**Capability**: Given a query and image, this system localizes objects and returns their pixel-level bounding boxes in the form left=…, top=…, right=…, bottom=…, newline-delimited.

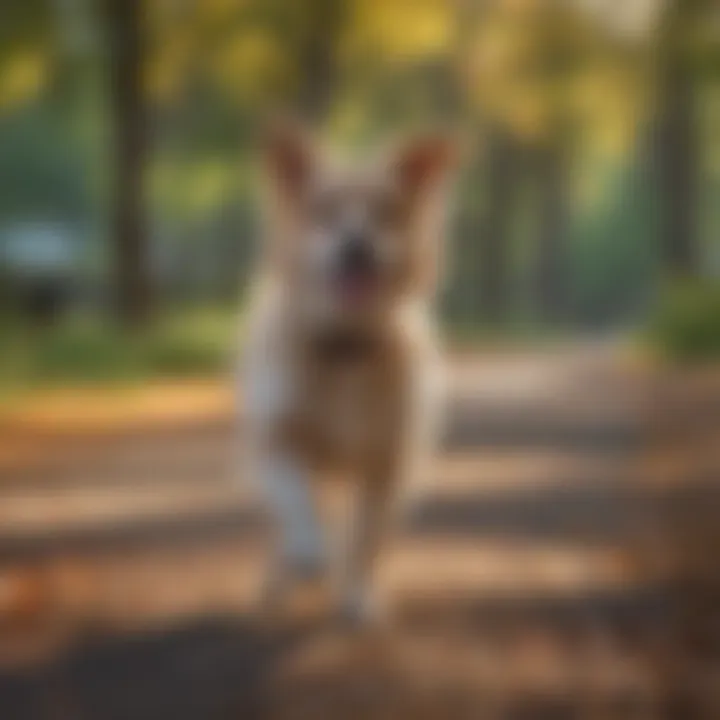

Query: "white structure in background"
left=1, top=223, right=80, bottom=282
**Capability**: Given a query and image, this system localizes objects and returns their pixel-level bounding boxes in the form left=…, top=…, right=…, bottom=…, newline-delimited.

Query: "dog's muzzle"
left=332, top=233, right=379, bottom=305
left=311, top=327, right=379, bottom=363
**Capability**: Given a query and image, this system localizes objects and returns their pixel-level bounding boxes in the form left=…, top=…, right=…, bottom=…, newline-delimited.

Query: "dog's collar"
left=310, top=327, right=380, bottom=364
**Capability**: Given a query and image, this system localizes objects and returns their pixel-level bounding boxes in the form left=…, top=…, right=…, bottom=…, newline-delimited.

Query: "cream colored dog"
left=243, top=122, right=454, bottom=622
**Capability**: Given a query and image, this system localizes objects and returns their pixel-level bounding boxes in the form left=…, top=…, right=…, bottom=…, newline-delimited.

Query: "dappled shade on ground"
left=0, top=351, right=718, bottom=718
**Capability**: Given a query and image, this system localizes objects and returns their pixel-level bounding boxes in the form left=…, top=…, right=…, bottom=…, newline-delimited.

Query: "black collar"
left=311, top=327, right=380, bottom=364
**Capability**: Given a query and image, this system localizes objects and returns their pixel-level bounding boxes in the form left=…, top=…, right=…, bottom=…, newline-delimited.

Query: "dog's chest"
left=293, top=360, right=397, bottom=460
left=309, top=367, right=375, bottom=448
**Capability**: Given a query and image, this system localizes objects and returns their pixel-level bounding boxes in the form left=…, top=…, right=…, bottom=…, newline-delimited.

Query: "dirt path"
left=0, top=349, right=679, bottom=718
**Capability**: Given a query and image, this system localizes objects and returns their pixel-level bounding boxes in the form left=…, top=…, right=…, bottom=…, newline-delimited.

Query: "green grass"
left=444, top=320, right=572, bottom=349
left=648, top=280, right=720, bottom=363
left=0, top=306, right=586, bottom=398
left=0, top=308, right=240, bottom=396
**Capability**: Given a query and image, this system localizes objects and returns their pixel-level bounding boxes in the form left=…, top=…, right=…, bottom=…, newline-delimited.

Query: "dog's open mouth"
left=334, top=267, right=378, bottom=305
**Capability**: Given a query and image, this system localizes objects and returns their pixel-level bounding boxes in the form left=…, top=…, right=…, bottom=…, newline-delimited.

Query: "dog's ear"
left=263, top=118, right=314, bottom=200
left=394, top=135, right=456, bottom=200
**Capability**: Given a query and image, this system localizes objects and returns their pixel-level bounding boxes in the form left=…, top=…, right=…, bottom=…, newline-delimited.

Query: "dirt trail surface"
left=0, top=348, right=702, bottom=718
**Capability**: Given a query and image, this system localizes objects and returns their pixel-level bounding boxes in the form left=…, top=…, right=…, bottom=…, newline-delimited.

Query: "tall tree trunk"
left=296, top=0, right=343, bottom=126
left=106, top=0, right=150, bottom=327
left=534, top=138, right=569, bottom=323
left=655, top=8, right=698, bottom=278
left=479, top=127, right=517, bottom=323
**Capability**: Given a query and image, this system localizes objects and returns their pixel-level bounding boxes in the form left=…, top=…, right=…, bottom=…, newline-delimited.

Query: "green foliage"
left=29, top=323, right=143, bottom=382
left=1, top=0, right=718, bottom=350
left=0, top=309, right=238, bottom=392
left=649, top=281, right=720, bottom=362
left=571, top=162, right=659, bottom=327
left=143, top=310, right=236, bottom=375
left=0, top=103, right=90, bottom=221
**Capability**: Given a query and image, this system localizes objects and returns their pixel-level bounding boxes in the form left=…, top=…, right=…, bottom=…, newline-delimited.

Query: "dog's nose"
left=339, top=234, right=375, bottom=274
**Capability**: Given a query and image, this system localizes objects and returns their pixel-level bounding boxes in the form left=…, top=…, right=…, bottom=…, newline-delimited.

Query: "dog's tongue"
left=336, top=271, right=376, bottom=305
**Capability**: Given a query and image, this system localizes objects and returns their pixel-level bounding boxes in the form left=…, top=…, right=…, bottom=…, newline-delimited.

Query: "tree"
left=653, top=0, right=708, bottom=279
left=105, top=0, right=150, bottom=327
left=460, top=0, right=650, bottom=324
left=478, top=125, right=519, bottom=322
left=533, top=135, right=569, bottom=321
left=294, top=0, right=345, bottom=124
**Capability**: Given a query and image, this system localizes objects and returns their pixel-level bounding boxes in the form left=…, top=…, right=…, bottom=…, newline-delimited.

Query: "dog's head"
left=262, top=122, right=455, bottom=325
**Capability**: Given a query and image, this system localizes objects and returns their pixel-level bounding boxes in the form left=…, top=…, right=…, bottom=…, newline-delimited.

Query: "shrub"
left=0, top=308, right=238, bottom=391
left=649, top=281, right=720, bottom=362
left=144, top=310, right=235, bottom=376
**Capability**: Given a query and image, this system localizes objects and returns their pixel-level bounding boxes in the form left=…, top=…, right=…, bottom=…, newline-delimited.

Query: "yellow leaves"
left=151, top=159, right=233, bottom=216
left=496, top=0, right=546, bottom=16
left=146, top=31, right=195, bottom=102
left=0, top=50, right=48, bottom=112
left=468, top=27, right=515, bottom=95
left=573, top=59, right=647, bottom=159
left=464, top=3, right=647, bottom=156
left=211, top=30, right=286, bottom=103
left=468, top=18, right=564, bottom=139
left=146, top=0, right=287, bottom=107
left=146, top=0, right=246, bottom=33
left=202, top=0, right=247, bottom=19
left=192, top=0, right=250, bottom=38
left=505, top=89, right=555, bottom=140
left=351, top=0, right=453, bottom=63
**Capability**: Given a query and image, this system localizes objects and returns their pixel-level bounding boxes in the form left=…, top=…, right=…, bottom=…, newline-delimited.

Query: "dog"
left=242, top=122, right=454, bottom=623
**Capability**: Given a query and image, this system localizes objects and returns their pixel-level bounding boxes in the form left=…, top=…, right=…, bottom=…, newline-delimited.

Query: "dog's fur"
left=242, top=123, right=453, bottom=621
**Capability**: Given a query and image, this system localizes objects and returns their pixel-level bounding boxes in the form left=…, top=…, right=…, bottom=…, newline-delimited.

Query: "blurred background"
left=0, top=1, right=719, bottom=718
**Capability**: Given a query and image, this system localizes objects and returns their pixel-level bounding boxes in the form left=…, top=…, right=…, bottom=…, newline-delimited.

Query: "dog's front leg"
left=339, top=461, right=397, bottom=625
left=256, top=445, right=325, bottom=608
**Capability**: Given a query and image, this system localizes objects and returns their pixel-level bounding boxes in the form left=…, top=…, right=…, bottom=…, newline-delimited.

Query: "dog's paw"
left=258, top=554, right=327, bottom=616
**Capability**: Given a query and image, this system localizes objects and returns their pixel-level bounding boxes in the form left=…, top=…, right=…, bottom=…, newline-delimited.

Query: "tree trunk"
left=479, top=127, right=517, bottom=323
left=655, top=10, right=698, bottom=278
left=296, top=0, right=343, bottom=126
left=106, top=0, right=150, bottom=327
left=534, top=138, right=569, bottom=323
